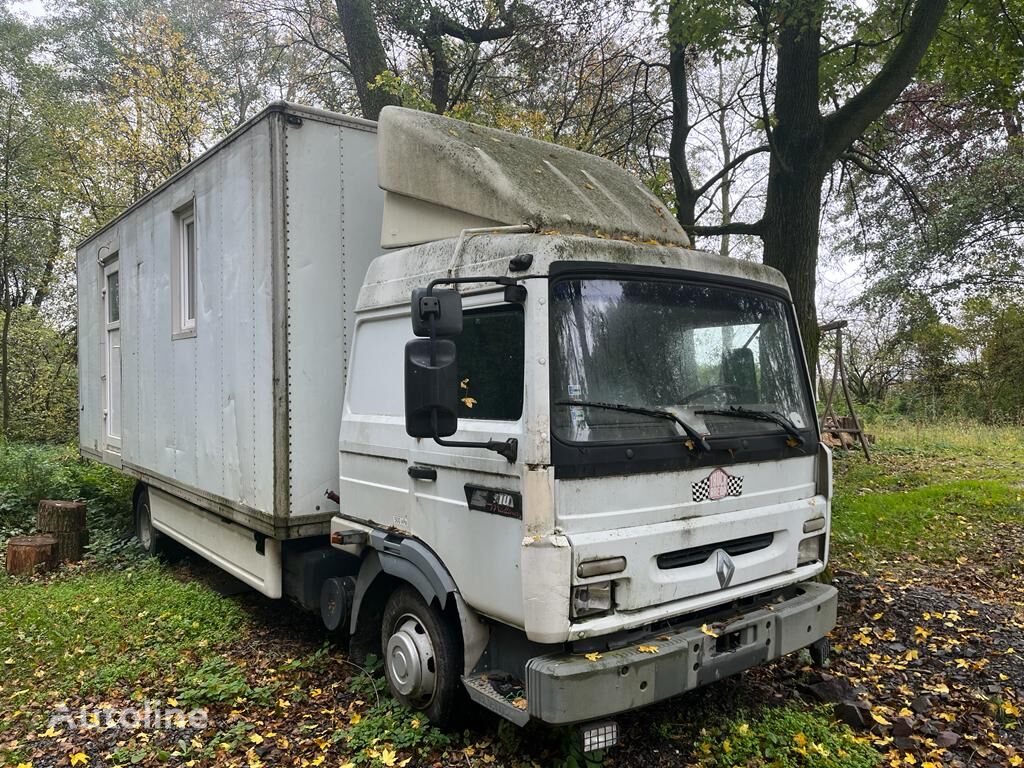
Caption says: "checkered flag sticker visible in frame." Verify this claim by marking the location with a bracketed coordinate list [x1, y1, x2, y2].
[692, 467, 744, 502]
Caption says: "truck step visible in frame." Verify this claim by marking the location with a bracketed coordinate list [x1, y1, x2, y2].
[461, 672, 530, 726]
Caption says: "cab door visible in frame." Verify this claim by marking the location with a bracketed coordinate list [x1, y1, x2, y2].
[406, 299, 527, 626]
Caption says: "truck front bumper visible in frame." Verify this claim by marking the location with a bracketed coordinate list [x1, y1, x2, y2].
[524, 580, 837, 724]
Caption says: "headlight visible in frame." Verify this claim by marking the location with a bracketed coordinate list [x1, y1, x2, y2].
[572, 581, 613, 618]
[798, 534, 825, 566]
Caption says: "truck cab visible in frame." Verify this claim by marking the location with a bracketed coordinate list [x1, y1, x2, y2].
[331, 107, 836, 736]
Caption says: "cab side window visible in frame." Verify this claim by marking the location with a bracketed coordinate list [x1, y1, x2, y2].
[456, 305, 525, 420]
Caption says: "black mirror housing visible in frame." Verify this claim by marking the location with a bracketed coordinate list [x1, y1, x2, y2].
[411, 288, 463, 337]
[404, 338, 459, 438]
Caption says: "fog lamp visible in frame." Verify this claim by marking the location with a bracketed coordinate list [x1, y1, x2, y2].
[798, 534, 825, 566]
[580, 720, 619, 752]
[571, 581, 613, 618]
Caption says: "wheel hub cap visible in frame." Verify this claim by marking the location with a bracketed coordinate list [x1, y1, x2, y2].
[386, 616, 436, 702]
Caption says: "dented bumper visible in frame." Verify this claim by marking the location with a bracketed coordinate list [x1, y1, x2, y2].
[524, 580, 837, 724]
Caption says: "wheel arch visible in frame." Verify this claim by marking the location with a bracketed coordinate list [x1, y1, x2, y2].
[349, 533, 489, 675]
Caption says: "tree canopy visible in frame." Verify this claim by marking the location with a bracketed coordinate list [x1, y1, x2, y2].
[2, 0, 1024, 438]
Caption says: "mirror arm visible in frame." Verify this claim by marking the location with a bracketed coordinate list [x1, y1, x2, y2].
[430, 411, 518, 463]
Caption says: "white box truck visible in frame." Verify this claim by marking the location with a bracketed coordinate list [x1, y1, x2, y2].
[78, 101, 837, 744]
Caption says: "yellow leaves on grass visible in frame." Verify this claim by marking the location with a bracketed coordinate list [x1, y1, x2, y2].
[379, 748, 398, 767]
[68, 753, 88, 766]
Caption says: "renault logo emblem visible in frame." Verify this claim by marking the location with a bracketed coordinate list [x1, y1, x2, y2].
[715, 550, 735, 588]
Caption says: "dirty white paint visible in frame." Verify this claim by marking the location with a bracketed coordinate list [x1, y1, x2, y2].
[77, 103, 384, 542]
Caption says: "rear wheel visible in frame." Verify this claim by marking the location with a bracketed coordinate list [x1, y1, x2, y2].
[380, 585, 462, 727]
[134, 488, 161, 556]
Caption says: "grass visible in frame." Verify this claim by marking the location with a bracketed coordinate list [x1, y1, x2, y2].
[0, 420, 1019, 766]
[0, 559, 247, 707]
[690, 705, 880, 768]
[830, 418, 1024, 566]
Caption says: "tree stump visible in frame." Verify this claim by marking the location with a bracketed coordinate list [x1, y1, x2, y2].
[5, 535, 59, 576]
[36, 500, 89, 562]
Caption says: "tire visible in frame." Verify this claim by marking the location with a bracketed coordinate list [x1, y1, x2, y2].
[380, 585, 463, 728]
[134, 487, 162, 557]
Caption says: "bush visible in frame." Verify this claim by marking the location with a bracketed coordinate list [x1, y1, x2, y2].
[0, 442, 134, 543]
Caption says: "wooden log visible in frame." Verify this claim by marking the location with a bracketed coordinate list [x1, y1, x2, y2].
[36, 500, 88, 562]
[5, 535, 58, 576]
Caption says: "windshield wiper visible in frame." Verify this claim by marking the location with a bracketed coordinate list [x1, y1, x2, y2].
[556, 400, 712, 452]
[694, 406, 806, 446]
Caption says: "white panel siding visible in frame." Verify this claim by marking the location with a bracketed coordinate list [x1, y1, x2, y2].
[76, 246, 103, 457]
[77, 104, 379, 534]
[78, 112, 279, 519]
[285, 118, 384, 518]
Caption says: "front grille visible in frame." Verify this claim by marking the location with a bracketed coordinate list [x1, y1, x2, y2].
[656, 532, 774, 570]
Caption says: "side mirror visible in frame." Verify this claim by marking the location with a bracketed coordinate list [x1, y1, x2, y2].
[411, 288, 462, 337]
[402, 279, 518, 463]
[404, 338, 459, 438]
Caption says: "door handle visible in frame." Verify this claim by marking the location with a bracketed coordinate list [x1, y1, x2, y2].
[408, 465, 437, 481]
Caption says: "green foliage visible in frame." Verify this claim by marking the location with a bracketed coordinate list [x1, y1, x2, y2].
[340, 676, 453, 763]
[179, 655, 274, 707]
[924, 0, 1024, 111]
[690, 705, 879, 767]
[0, 558, 246, 698]
[830, 419, 1024, 565]
[4, 306, 78, 444]
[0, 442, 134, 543]
[984, 302, 1024, 419]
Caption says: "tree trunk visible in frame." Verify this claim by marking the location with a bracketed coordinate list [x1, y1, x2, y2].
[668, 41, 697, 237]
[425, 34, 451, 114]
[36, 500, 89, 562]
[761, 5, 826, 369]
[762, 168, 823, 367]
[336, 0, 400, 120]
[5, 535, 58, 576]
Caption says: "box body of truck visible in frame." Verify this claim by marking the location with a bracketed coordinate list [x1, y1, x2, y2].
[77, 102, 837, 737]
[77, 103, 383, 594]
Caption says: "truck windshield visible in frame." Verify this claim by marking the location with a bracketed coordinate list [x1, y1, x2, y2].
[550, 277, 814, 444]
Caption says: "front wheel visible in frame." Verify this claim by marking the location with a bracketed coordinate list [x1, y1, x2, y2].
[380, 586, 463, 727]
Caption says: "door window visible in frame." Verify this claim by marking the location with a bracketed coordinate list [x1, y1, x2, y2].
[456, 305, 525, 421]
